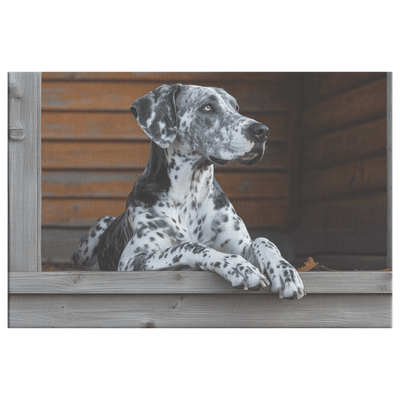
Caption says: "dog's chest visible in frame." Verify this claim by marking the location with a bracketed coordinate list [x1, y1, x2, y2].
[166, 195, 215, 244]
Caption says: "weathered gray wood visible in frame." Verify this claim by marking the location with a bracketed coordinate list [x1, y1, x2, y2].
[8, 72, 41, 272]
[8, 292, 392, 328]
[9, 271, 392, 295]
[386, 71, 394, 268]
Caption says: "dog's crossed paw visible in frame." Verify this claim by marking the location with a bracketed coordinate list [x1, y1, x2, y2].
[268, 261, 305, 300]
[222, 256, 270, 291]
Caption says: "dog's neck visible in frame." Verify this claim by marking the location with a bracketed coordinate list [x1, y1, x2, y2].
[164, 140, 215, 206]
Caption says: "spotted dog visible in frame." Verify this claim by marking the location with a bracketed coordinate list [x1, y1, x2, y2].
[72, 84, 305, 299]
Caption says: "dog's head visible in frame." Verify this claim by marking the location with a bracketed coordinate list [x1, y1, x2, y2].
[130, 84, 269, 166]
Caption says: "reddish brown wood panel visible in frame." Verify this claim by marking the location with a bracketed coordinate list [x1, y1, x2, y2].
[301, 78, 387, 136]
[41, 111, 288, 142]
[41, 111, 147, 140]
[302, 118, 387, 170]
[302, 72, 387, 103]
[42, 72, 294, 83]
[42, 140, 287, 171]
[42, 141, 151, 169]
[42, 81, 292, 113]
[42, 170, 288, 200]
[301, 155, 387, 201]
[41, 73, 297, 232]
[42, 198, 287, 228]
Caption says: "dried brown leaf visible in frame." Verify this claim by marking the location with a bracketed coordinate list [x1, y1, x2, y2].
[297, 257, 319, 271]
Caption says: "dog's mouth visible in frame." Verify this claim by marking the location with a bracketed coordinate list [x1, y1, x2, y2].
[208, 156, 231, 166]
[208, 143, 266, 167]
[236, 144, 266, 166]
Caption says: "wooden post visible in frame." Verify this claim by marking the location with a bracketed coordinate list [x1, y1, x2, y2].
[387, 72, 392, 269]
[8, 72, 41, 272]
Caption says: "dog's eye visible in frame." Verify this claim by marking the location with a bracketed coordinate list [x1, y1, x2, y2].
[202, 104, 213, 112]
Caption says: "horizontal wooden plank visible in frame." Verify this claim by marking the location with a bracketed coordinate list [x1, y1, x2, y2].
[302, 118, 387, 170]
[300, 192, 387, 231]
[41, 111, 288, 142]
[294, 230, 387, 258]
[301, 78, 387, 136]
[8, 271, 392, 294]
[42, 140, 288, 170]
[302, 72, 387, 103]
[42, 72, 295, 83]
[42, 81, 292, 113]
[42, 141, 151, 169]
[42, 228, 88, 264]
[8, 292, 391, 328]
[42, 170, 139, 198]
[42, 110, 147, 140]
[42, 198, 287, 228]
[42, 170, 289, 199]
[301, 155, 387, 201]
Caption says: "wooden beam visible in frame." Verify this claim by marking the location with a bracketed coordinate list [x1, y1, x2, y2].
[9, 271, 392, 295]
[9, 292, 391, 328]
[8, 72, 41, 272]
[387, 73, 392, 270]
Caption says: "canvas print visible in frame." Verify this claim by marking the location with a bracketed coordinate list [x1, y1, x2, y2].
[8, 72, 391, 327]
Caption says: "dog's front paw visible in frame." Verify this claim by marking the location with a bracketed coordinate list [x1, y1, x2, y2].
[222, 255, 270, 291]
[264, 259, 305, 300]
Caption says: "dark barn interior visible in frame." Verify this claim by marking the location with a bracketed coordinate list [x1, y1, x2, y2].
[40, 72, 388, 272]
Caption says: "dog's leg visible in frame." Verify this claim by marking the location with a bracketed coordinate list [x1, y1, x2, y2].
[206, 208, 305, 299]
[242, 238, 305, 299]
[72, 216, 115, 270]
[118, 241, 269, 290]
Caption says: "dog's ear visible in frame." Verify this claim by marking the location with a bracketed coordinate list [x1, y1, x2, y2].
[130, 84, 182, 148]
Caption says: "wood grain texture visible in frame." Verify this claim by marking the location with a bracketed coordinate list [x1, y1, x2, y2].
[41, 111, 288, 142]
[300, 192, 387, 230]
[295, 230, 387, 258]
[302, 72, 387, 104]
[301, 155, 387, 201]
[8, 72, 41, 272]
[42, 81, 292, 113]
[42, 170, 288, 199]
[302, 118, 387, 171]
[42, 140, 151, 169]
[42, 227, 89, 264]
[42, 71, 295, 83]
[42, 141, 288, 171]
[8, 292, 392, 328]
[296, 192, 387, 256]
[301, 78, 387, 136]
[386, 71, 394, 268]
[42, 111, 147, 140]
[9, 271, 392, 294]
[42, 198, 288, 228]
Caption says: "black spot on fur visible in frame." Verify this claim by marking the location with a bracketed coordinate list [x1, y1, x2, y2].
[172, 254, 183, 264]
[97, 212, 134, 271]
[212, 178, 229, 209]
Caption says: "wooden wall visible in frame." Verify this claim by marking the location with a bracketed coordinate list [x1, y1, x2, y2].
[41, 72, 300, 266]
[294, 73, 388, 270]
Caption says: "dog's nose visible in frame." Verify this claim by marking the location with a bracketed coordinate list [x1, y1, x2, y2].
[249, 123, 269, 142]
